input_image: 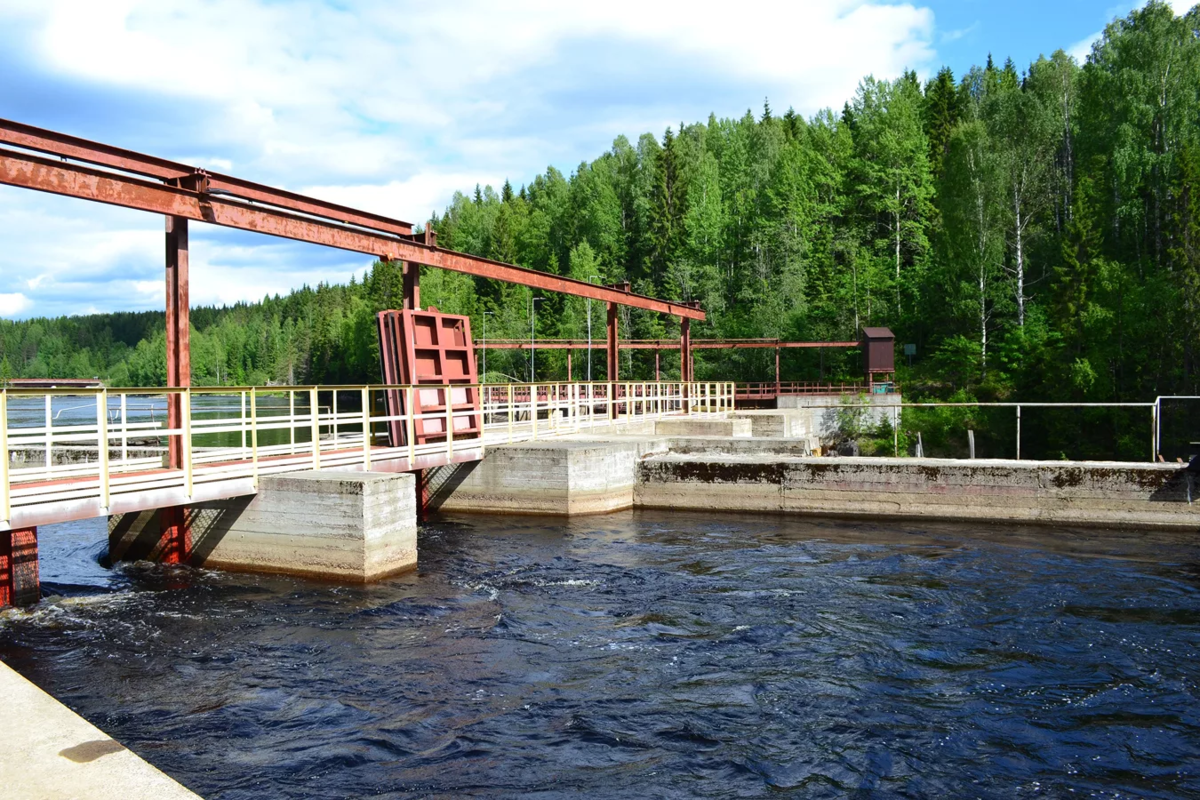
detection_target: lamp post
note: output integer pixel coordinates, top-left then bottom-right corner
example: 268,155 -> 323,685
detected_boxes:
587,275 -> 600,382
481,311 -> 494,383
529,296 -> 543,382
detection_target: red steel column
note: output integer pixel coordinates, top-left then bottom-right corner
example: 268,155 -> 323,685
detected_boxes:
606,302 -> 618,381
567,350 -> 572,382
680,318 -> 692,382
775,346 -> 781,397
164,216 -> 191,565
157,506 -> 190,564
403,262 -> 420,310
0,527 -> 39,608
165,216 -> 190,469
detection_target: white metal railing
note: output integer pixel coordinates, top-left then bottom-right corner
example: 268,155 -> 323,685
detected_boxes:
828,398 -> 1193,461
1,381 -> 735,529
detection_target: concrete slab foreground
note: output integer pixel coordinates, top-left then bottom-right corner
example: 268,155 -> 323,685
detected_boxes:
0,660 -> 201,799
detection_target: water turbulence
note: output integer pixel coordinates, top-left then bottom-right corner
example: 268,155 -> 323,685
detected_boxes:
2,511 -> 1199,798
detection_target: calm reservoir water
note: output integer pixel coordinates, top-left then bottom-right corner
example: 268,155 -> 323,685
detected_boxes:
2,511 -> 1199,798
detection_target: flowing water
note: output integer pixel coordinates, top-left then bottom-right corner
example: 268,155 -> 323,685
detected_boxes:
2,511 -> 1199,798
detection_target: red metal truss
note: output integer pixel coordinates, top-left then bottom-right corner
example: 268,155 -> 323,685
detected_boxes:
0,120 -> 705,321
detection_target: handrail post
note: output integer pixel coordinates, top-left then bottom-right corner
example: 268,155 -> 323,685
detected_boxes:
44,394 -> 51,470
251,387 -> 259,489
289,390 -> 296,451
310,387 -> 320,470
446,385 -> 454,460
1155,396 -> 1162,458
182,390 -> 193,500
120,393 -> 128,464
507,384 -> 514,443
1,391 -> 10,526
240,390 -> 247,457
532,384 -> 539,441
361,387 -> 371,470
1016,405 -> 1021,460
406,386 -> 416,468
332,390 -> 340,448
97,389 -> 110,513
1150,404 -> 1156,462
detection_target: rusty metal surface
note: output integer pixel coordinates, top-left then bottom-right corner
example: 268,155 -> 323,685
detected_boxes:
0,136 -> 704,320
476,339 -> 859,350
0,117 -> 415,236
377,309 -> 482,446
165,216 -> 190,470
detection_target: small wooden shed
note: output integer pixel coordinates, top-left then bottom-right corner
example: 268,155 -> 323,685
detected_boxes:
860,327 -> 895,386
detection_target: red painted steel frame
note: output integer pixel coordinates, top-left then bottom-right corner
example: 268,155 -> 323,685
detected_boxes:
0,527 -> 39,608
165,216 -> 190,470
0,122 -> 705,320
377,309 -> 483,447
159,506 -> 190,565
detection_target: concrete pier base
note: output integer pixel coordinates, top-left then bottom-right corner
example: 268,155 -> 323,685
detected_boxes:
110,471 -> 417,581
425,441 -> 650,515
0,527 -> 39,609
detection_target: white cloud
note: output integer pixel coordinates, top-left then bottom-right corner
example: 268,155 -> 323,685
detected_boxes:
1068,30 -> 1102,63
0,293 -> 31,317
1,0 -> 939,317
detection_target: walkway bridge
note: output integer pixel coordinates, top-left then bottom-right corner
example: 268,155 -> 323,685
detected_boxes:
0,381 -> 733,533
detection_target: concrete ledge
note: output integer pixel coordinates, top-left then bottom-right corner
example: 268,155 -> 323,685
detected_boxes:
663,436 -> 813,457
0,660 -> 201,799
729,410 -> 814,440
425,440 -> 648,515
635,456 -> 1200,530
654,418 -> 752,437
110,471 -> 417,581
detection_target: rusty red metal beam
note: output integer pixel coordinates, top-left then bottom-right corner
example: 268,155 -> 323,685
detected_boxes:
0,122 -> 700,319
0,118 -> 415,236
477,339 -> 858,350
0,144 -> 705,320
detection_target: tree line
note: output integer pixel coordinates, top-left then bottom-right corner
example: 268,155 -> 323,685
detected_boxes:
2,2 -> 1197,455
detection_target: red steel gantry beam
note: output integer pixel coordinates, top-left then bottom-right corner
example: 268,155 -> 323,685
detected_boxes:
0,120 -> 706,321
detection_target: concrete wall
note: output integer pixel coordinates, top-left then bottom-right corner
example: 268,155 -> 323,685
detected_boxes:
654,418 -> 751,437
109,471 -> 417,582
775,393 -> 901,444
636,455 -> 1200,530
424,440 -> 651,515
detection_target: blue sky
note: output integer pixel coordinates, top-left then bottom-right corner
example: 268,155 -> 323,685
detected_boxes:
0,0 -> 1188,320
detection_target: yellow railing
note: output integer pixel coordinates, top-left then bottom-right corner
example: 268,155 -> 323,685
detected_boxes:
0,381 -> 735,530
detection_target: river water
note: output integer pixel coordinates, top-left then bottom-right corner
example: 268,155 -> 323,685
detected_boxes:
1,511 -> 1198,798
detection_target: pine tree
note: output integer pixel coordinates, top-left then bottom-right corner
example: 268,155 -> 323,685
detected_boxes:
923,66 -> 961,175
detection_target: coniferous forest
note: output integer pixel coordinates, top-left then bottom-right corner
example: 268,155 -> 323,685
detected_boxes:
2,2 -> 1198,457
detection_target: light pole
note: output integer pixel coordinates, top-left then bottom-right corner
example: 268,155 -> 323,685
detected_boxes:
587,275 -> 600,382
529,296 -> 543,382
481,311 -> 494,383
